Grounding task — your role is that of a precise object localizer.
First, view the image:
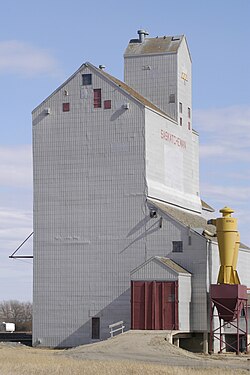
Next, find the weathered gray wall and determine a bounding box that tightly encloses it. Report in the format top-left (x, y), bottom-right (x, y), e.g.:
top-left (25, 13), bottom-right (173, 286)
top-left (33, 66), bottom-right (149, 347)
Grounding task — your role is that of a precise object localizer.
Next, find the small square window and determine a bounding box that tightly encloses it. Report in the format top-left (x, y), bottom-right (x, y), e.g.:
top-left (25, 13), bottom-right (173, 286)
top-left (82, 74), bottom-right (92, 86)
top-left (63, 102), bottom-right (70, 112)
top-left (169, 94), bottom-right (175, 103)
top-left (172, 241), bottom-right (183, 253)
top-left (104, 100), bottom-right (111, 109)
top-left (180, 117), bottom-right (182, 126)
top-left (179, 102), bottom-right (182, 113)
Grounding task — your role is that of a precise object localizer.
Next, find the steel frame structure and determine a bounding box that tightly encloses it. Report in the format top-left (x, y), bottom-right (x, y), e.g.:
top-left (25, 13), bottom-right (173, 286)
top-left (210, 293), bottom-right (248, 354)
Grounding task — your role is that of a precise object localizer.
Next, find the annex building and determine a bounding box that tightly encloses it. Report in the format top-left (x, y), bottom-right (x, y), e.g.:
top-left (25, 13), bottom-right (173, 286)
top-left (32, 30), bottom-right (250, 351)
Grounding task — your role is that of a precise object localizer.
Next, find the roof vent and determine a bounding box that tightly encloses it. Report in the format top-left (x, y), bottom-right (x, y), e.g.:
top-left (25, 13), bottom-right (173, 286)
top-left (137, 29), bottom-right (149, 43)
top-left (172, 36), bottom-right (181, 41)
top-left (44, 108), bottom-right (51, 115)
top-left (122, 103), bottom-right (130, 110)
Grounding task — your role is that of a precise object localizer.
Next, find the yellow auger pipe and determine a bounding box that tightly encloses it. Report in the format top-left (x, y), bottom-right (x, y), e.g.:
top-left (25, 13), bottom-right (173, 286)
top-left (208, 207), bottom-right (240, 285)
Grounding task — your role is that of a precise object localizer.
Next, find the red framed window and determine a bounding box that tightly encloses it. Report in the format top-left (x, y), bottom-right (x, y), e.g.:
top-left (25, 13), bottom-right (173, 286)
top-left (94, 89), bottom-right (101, 108)
top-left (104, 100), bottom-right (111, 109)
top-left (63, 102), bottom-right (70, 112)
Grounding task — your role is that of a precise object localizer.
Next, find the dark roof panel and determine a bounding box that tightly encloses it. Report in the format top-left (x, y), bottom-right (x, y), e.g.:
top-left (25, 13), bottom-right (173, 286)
top-left (148, 198), bottom-right (250, 250)
top-left (156, 257), bottom-right (191, 275)
top-left (148, 197), bottom-right (216, 234)
top-left (124, 36), bottom-right (184, 56)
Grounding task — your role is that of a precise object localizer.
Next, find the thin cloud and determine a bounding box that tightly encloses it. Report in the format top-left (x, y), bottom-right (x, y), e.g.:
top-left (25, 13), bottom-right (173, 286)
top-left (201, 183), bottom-right (250, 202)
top-left (0, 40), bottom-right (60, 76)
top-left (0, 145), bottom-right (32, 188)
top-left (194, 105), bottom-right (250, 161)
top-left (194, 105), bottom-right (250, 133)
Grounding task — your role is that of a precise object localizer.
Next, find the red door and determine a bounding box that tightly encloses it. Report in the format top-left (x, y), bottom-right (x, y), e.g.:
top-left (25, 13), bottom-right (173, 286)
top-left (131, 281), bottom-right (178, 330)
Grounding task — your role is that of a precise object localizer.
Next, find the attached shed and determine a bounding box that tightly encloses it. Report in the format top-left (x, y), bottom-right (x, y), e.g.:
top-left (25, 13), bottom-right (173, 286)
top-left (131, 257), bottom-right (192, 331)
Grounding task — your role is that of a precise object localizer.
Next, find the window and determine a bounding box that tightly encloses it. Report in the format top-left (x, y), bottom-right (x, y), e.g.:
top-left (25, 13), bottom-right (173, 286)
top-left (169, 94), bottom-right (175, 103)
top-left (188, 107), bottom-right (191, 118)
top-left (188, 236), bottom-right (192, 246)
top-left (94, 89), bottom-right (101, 108)
top-left (180, 117), bottom-right (182, 126)
top-left (172, 241), bottom-right (183, 253)
top-left (104, 100), bottom-right (111, 109)
top-left (82, 74), bottom-right (92, 85)
top-left (188, 121), bottom-right (191, 130)
top-left (63, 102), bottom-right (70, 112)
top-left (179, 102), bottom-right (182, 113)
top-left (92, 317), bottom-right (100, 339)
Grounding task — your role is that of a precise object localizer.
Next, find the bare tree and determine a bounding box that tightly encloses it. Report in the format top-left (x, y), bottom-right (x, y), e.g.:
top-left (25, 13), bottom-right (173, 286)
top-left (0, 300), bottom-right (32, 331)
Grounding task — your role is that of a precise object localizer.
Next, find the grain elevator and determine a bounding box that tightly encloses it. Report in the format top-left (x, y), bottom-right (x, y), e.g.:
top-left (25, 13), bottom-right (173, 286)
top-left (32, 30), bottom-right (250, 351)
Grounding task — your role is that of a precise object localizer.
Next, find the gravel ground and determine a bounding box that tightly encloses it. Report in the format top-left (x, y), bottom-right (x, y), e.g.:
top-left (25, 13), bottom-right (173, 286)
top-left (60, 331), bottom-right (250, 371)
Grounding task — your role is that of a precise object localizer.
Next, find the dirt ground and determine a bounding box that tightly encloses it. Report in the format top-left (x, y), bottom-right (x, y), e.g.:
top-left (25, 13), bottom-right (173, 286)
top-left (60, 331), bottom-right (250, 371)
top-left (0, 331), bottom-right (250, 374)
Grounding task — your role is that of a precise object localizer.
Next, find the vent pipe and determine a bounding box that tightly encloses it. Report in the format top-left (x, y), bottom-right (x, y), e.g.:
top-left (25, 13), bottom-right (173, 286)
top-left (137, 29), bottom-right (149, 43)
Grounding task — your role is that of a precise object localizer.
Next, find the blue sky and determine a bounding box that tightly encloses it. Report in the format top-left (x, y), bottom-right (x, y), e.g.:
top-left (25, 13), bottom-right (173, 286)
top-left (0, 0), bottom-right (249, 301)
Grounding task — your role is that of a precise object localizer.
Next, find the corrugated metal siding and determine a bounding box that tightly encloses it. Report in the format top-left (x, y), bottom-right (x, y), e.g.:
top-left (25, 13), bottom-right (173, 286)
top-left (124, 53), bottom-right (178, 120)
top-left (178, 274), bottom-right (191, 330)
top-left (33, 67), bottom-right (148, 347)
top-left (140, 211), bottom-right (208, 332)
top-left (145, 109), bottom-right (201, 213)
top-left (131, 258), bottom-right (178, 280)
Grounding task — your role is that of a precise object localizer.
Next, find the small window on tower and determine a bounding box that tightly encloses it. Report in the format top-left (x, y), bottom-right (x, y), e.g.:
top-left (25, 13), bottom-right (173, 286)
top-left (63, 102), bottom-right (70, 112)
top-left (179, 102), bottom-right (182, 113)
top-left (180, 117), bottom-right (183, 126)
top-left (104, 100), bottom-right (111, 109)
top-left (82, 74), bottom-right (92, 86)
top-left (172, 241), bottom-right (183, 253)
top-left (188, 107), bottom-right (191, 118)
top-left (188, 121), bottom-right (191, 130)
top-left (169, 94), bottom-right (175, 103)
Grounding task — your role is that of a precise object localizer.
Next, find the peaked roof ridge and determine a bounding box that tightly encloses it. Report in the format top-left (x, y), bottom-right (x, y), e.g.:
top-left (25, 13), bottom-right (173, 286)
top-left (147, 197), bottom-right (216, 235)
top-left (124, 34), bottom-right (185, 56)
top-left (130, 255), bottom-right (191, 276)
top-left (155, 256), bottom-right (191, 275)
top-left (33, 60), bottom-right (175, 122)
top-left (87, 62), bottom-right (176, 121)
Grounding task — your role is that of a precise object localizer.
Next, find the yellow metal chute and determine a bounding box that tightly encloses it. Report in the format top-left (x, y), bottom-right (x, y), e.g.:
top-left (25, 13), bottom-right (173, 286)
top-left (208, 207), bottom-right (240, 285)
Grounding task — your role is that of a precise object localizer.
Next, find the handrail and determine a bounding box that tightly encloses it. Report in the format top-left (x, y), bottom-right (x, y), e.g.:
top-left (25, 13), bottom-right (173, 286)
top-left (109, 321), bottom-right (125, 337)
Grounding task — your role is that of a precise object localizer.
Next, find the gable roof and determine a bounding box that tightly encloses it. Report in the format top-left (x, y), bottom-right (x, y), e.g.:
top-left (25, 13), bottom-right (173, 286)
top-left (88, 63), bottom-right (174, 120)
top-left (155, 257), bottom-right (191, 275)
top-left (131, 256), bottom-right (191, 277)
top-left (148, 197), bottom-right (217, 235)
top-left (148, 197), bottom-right (250, 250)
top-left (124, 35), bottom-right (184, 56)
top-left (32, 61), bottom-right (175, 122)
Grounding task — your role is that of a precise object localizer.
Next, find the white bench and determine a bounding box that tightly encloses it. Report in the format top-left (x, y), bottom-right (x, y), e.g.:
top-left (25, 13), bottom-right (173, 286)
top-left (109, 321), bottom-right (125, 337)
